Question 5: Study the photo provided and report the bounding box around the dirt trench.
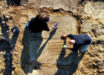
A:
[0,1,104,75]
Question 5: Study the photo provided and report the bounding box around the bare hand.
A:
[61,34,67,39]
[49,26,57,30]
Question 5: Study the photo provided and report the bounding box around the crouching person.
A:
[61,34,92,52]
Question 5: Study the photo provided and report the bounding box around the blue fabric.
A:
[11,26,19,34]
[26,21,29,28]
[67,34,92,45]
[13,28,19,34]
[80,44,90,52]
[67,34,92,52]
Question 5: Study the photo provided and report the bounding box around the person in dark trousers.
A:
[21,12,57,72]
[26,12,56,33]
[61,34,92,52]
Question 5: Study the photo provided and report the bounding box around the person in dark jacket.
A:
[21,12,57,72]
[61,34,92,52]
[26,12,56,33]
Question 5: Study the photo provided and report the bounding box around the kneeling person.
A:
[61,34,92,52]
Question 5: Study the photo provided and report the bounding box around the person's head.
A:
[69,39,76,45]
[37,12,49,22]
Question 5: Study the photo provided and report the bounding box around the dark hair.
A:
[37,12,49,22]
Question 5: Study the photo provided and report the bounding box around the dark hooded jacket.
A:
[67,34,92,51]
